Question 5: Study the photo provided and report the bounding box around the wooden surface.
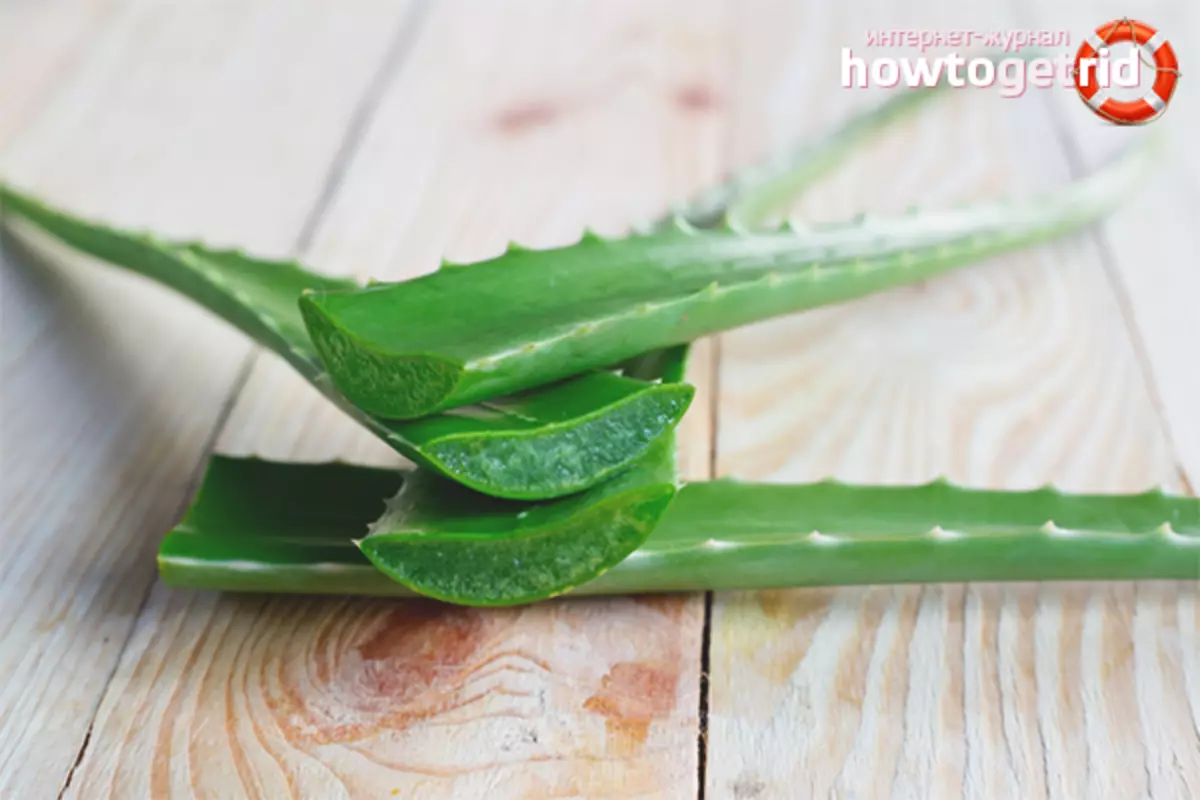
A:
[0,0,1196,797]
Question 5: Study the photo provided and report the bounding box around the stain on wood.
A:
[492,101,561,135]
[584,660,679,755]
[674,83,720,113]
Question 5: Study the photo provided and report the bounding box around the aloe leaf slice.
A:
[356,342,688,605]
[163,353,687,607]
[357,437,678,605]
[300,141,1153,420]
[0,188,692,499]
[159,456,1199,601]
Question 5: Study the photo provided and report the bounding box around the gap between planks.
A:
[1010,0,1199,494]
[1044,110,1196,492]
[50,4,435,795]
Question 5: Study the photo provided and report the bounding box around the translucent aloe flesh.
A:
[0,190,692,499]
[159,456,1199,601]
[359,344,689,604]
[360,439,678,605]
[300,141,1152,420]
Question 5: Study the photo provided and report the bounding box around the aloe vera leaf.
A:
[357,437,677,605]
[0,187,692,499]
[299,141,1152,420]
[0,83,941,497]
[163,344,689,606]
[0,88,975,498]
[356,343,690,605]
[160,420,683,605]
[158,456,1199,600]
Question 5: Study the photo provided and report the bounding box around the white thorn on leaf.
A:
[1040,520,1070,536]
[930,525,962,540]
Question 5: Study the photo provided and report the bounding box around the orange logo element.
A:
[1074,18,1180,125]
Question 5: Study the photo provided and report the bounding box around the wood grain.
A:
[4,0,1195,797]
[67,1,725,796]
[0,1,418,795]
[1018,0,1200,489]
[704,1,1198,798]
[0,0,121,149]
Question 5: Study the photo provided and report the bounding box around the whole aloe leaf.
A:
[0,189,692,499]
[300,141,1152,420]
[159,456,1199,601]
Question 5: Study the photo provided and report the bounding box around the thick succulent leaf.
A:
[357,343,688,605]
[358,437,677,605]
[401,374,690,499]
[158,457,401,595]
[300,141,1152,419]
[596,478,1199,592]
[159,456,1200,601]
[0,86,958,497]
[0,187,691,499]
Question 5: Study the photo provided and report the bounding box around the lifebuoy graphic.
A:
[1074,18,1180,125]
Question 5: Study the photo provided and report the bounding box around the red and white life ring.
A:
[1074,19,1180,125]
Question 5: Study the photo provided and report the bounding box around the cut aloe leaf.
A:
[358,343,689,605]
[159,456,1199,602]
[299,141,1152,420]
[399,373,690,499]
[358,437,677,605]
[163,351,690,605]
[0,188,691,499]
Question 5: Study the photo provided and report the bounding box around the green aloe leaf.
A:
[159,456,1199,601]
[0,84,947,499]
[300,141,1153,420]
[357,343,688,604]
[358,437,677,605]
[0,189,691,499]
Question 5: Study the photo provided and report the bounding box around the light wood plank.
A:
[0,0,122,149]
[1017,0,1200,487]
[68,1,728,796]
[706,1,1197,798]
[0,2,419,795]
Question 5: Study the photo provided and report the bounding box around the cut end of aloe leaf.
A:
[419,381,694,500]
[300,293,465,419]
[358,481,676,606]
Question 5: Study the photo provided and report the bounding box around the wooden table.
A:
[2,0,1197,797]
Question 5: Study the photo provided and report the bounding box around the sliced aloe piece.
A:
[0,189,692,499]
[159,456,1199,602]
[358,343,689,605]
[358,437,677,605]
[299,142,1153,419]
